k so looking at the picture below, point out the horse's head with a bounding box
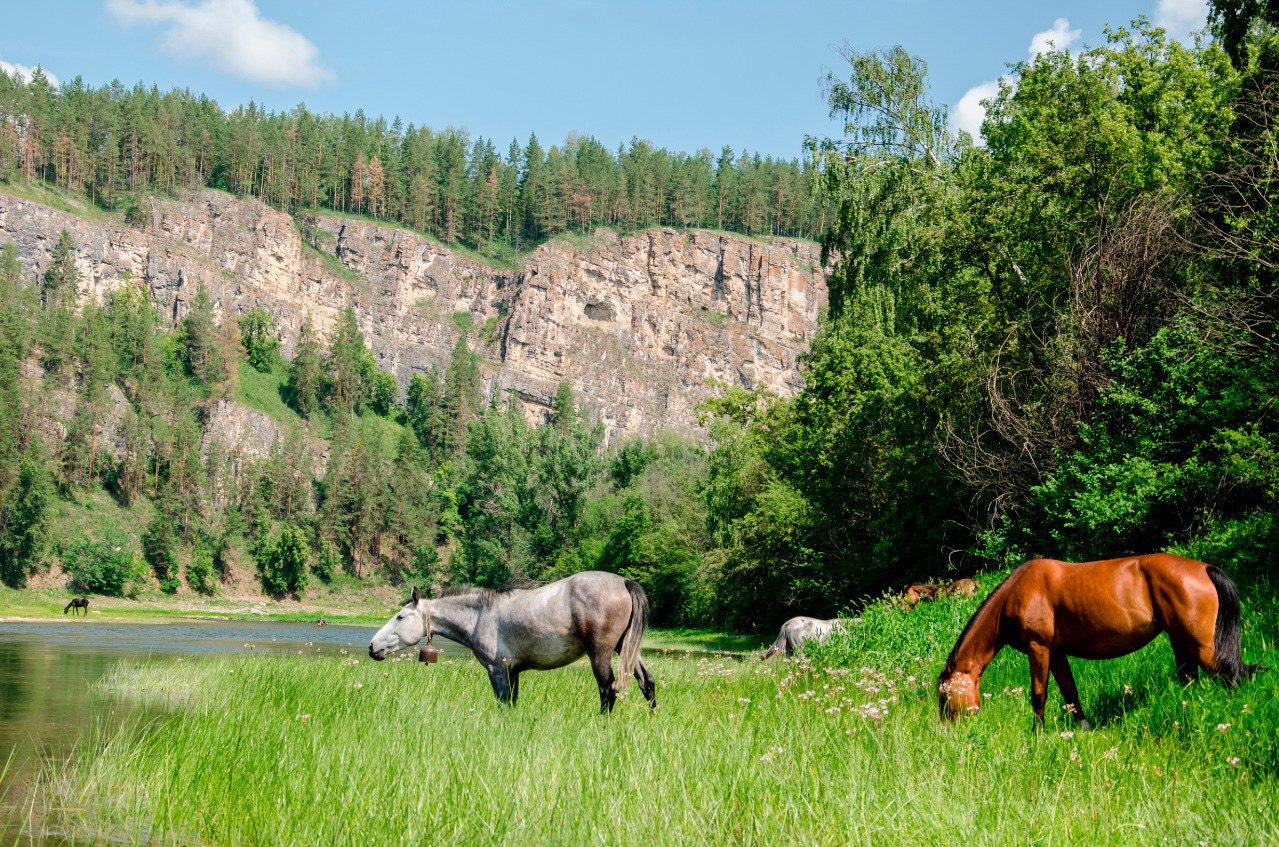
[937,666,980,721]
[369,587,428,661]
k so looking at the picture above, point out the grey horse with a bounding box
[369,571,656,712]
[760,616,846,659]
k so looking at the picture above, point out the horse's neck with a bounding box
[423,595,484,649]
[951,592,1005,676]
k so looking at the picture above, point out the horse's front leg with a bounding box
[486,664,515,705]
[1050,654,1091,730]
[1027,642,1052,729]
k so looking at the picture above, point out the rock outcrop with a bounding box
[0,187,828,439]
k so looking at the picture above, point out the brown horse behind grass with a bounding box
[903,579,979,608]
[938,554,1261,728]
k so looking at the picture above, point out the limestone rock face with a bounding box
[0,188,828,439]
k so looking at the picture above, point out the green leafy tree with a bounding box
[240,307,280,372]
[0,458,53,587]
[142,505,182,594]
[61,523,143,597]
[259,523,310,596]
[187,541,217,595]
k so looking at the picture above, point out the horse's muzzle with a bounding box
[368,644,386,661]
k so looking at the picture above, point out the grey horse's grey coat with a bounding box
[760,616,846,659]
[369,571,655,712]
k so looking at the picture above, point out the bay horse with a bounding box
[903,584,941,608]
[369,571,655,712]
[938,554,1260,728]
[941,578,979,598]
[760,617,846,659]
[64,597,89,616]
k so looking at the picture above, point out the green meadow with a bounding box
[31,573,1279,847]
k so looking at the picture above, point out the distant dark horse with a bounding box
[938,554,1261,728]
[369,571,655,712]
[64,597,89,616]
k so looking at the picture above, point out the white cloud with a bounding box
[106,0,332,87]
[1028,18,1082,59]
[952,80,999,140]
[951,18,1081,144]
[0,60,58,87]
[1156,0,1209,42]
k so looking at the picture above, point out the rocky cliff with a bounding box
[0,187,827,439]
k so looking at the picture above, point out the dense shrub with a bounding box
[258,524,310,596]
[186,542,217,595]
[62,524,144,597]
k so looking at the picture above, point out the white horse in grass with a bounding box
[760,616,847,659]
[369,571,656,712]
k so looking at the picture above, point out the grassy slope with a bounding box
[235,359,304,427]
[38,570,1279,846]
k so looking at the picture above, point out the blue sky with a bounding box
[1,1,1209,158]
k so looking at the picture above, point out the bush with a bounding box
[258,523,310,596]
[142,510,181,594]
[62,524,144,597]
[187,542,217,595]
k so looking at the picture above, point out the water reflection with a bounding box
[0,619,437,843]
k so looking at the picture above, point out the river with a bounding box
[0,619,465,844]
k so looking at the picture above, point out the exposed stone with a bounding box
[0,188,828,440]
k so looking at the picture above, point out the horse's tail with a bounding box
[615,579,649,692]
[760,632,787,661]
[1207,566,1261,686]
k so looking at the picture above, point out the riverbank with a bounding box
[0,585,761,653]
[0,584,400,625]
[26,574,1279,846]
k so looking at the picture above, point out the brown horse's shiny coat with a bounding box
[938,554,1257,727]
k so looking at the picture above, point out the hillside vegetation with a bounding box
[3,9,1279,634]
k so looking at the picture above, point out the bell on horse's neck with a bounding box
[419,646,439,664]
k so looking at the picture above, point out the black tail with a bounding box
[1207,566,1261,686]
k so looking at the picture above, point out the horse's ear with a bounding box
[410,586,420,605]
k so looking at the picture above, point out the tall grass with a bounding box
[42,576,1279,846]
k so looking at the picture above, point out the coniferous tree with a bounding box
[177,283,223,388]
[287,317,323,417]
[406,367,446,464]
[442,335,483,458]
[0,457,53,587]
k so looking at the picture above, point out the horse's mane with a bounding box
[430,577,545,606]
[943,566,1023,670]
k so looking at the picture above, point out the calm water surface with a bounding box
[0,619,455,844]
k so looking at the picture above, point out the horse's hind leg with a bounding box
[589,650,617,713]
[1169,634,1214,684]
[1050,654,1091,729]
[634,659,657,709]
